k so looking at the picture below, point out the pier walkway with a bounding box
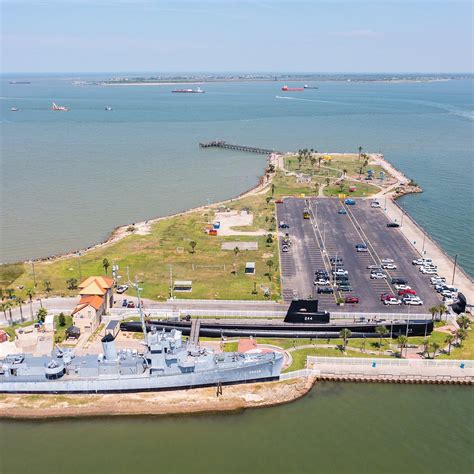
[199,141,281,155]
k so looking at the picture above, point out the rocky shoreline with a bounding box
[0,377,316,420]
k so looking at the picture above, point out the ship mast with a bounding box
[128,272,148,343]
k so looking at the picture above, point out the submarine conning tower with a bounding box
[101,333,118,361]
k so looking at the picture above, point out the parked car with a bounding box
[330,256,343,264]
[392,278,408,285]
[421,268,437,275]
[355,244,368,252]
[116,284,128,294]
[441,290,456,298]
[315,270,329,278]
[403,297,423,306]
[279,221,289,229]
[282,245,290,253]
[381,258,394,263]
[122,299,128,307]
[387,222,400,228]
[333,269,348,276]
[430,276,446,284]
[370,201,381,208]
[412,258,433,266]
[345,296,359,304]
[380,293,396,301]
[127,301,136,308]
[275,199,284,204]
[317,287,334,294]
[398,289,417,296]
[384,298,401,305]
[367,265,382,270]
[338,209,347,215]
[338,285,353,292]
[314,279,331,286]
[394,284,411,290]
[381,263,397,270]
[344,199,356,205]
[370,272,387,279]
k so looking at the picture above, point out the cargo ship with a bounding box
[171,87,205,93]
[0,285,283,394]
[281,85,305,91]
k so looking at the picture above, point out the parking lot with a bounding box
[276,197,442,313]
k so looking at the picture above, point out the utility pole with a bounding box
[452,254,458,286]
[169,265,173,299]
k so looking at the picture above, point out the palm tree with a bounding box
[15,297,25,323]
[445,334,455,355]
[43,280,52,294]
[102,258,110,275]
[266,259,274,279]
[325,177,330,187]
[428,305,438,321]
[318,156,323,171]
[6,288,15,299]
[4,301,13,325]
[422,338,430,357]
[297,153,303,169]
[310,156,316,170]
[342,168,347,177]
[189,240,197,254]
[375,326,388,352]
[455,328,467,346]
[358,146,363,160]
[36,307,48,323]
[339,328,352,352]
[0,303,8,323]
[397,335,409,358]
[66,278,78,290]
[430,342,440,359]
[26,288,35,320]
[266,196,272,207]
[456,315,471,330]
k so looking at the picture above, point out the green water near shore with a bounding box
[1,383,472,474]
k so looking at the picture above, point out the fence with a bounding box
[166,299,280,305]
[279,368,319,381]
[330,312,431,321]
[307,356,474,369]
[109,308,286,319]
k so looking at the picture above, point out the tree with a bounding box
[266,234,273,245]
[457,315,471,330]
[189,240,197,254]
[233,246,240,258]
[310,156,316,170]
[430,342,440,359]
[102,258,110,275]
[375,326,388,352]
[266,196,272,207]
[455,328,467,346]
[26,288,35,320]
[428,306,438,321]
[422,338,429,357]
[358,146,363,160]
[43,280,52,294]
[266,259,274,279]
[271,183,275,196]
[6,288,15,299]
[318,156,323,171]
[66,278,78,290]
[15,297,25,323]
[342,168,347,177]
[297,153,303,169]
[58,312,66,327]
[4,301,13,325]
[325,177,330,187]
[339,328,352,351]
[0,303,8,323]
[397,335,409,358]
[445,334,455,355]
[37,307,47,323]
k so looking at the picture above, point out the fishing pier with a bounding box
[199,141,281,155]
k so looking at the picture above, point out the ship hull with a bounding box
[0,357,283,394]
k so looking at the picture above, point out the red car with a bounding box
[127,301,136,308]
[345,296,359,304]
[380,293,395,301]
[275,199,284,204]
[398,289,417,296]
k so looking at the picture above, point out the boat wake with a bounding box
[275,96,334,104]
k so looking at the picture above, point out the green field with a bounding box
[3,192,281,301]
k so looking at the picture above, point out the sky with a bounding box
[1,0,472,73]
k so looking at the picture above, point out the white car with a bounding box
[381,258,394,263]
[371,201,381,208]
[412,258,433,266]
[333,269,348,276]
[282,245,290,253]
[314,279,331,286]
[116,284,129,294]
[394,284,411,290]
[441,290,456,298]
[421,268,438,275]
[370,272,387,279]
[430,277,446,284]
[381,263,397,270]
[403,297,423,306]
[384,298,401,305]
[367,265,382,270]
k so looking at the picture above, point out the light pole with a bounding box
[400,211,405,228]
[31,261,37,287]
[77,252,82,280]
[452,254,458,285]
[421,233,426,255]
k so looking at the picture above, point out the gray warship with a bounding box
[0,287,283,394]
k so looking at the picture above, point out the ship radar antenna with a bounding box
[127,271,148,343]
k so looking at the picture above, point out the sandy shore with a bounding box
[0,377,315,419]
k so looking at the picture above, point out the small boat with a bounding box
[281,85,304,91]
[304,84,318,89]
[171,87,205,93]
[10,107,19,112]
[51,102,69,111]
[105,106,113,111]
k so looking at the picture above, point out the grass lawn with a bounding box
[272,171,318,197]
[54,314,73,343]
[3,192,281,301]
[323,181,380,197]
[439,330,474,360]
[0,263,25,288]
[223,341,238,352]
[2,320,35,341]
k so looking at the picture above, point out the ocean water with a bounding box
[1,383,473,474]
[1,76,473,275]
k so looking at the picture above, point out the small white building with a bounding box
[44,314,55,332]
[245,262,256,275]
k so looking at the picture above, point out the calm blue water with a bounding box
[1,76,473,275]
